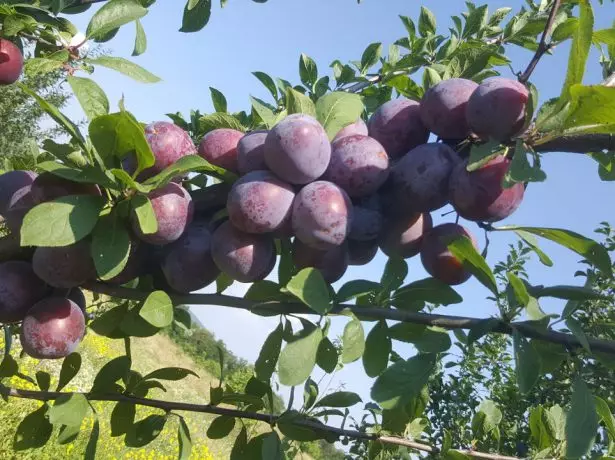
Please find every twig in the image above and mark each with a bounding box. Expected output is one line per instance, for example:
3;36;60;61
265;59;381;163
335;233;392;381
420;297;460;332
83;282;615;355
518;0;562;84
0;383;519;459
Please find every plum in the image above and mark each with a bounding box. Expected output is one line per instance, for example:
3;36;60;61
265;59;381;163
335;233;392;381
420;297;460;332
391;143;460;212
4;185;35;234
442;139;472;159
21;297;85;359
0;39;23;85
292;181;353;250
349;195;382;242
53;287;87;312
324;135;389;198
227;170;295;234
106;238;146;285
237;131;268;175
379;213;433;259
211;221;275;282
136;121;196;179
420;78;478;139
292;239;349;283
198;128;244;173
264;114;331;184
348;239;379;266
161;220;220;293
368;99;429;159
449;155;525;223
420;223;478;285
466;77;529;141
32;240;96;288
0;261;49;323
31;173;101;204
333;119;368;142
132;182;193;245
0;170;37;215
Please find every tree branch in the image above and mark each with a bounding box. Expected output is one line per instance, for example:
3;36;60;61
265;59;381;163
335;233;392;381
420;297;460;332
84;282;615;355
518;0;562;84
0;383;518;459
533;134;615;153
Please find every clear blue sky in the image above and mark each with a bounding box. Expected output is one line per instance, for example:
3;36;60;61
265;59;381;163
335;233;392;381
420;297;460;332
64;0;615;414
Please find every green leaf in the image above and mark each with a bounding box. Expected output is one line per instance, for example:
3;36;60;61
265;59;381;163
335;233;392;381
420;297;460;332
216;272;233;294
563;85;615;134
180;0;211;32
89;304;128;338
251;96;276;129
91;212;131;281
337;280;379;303
299;53;318;86
277;411;327;442
315;391;362;408
363;321;391;378
371;354;437;410
261;432;283;460
286;268;331;315
316;337;338;373
341;317;365;364
210;87;227;113
252;71;278;101
110;402;135;437
566;317;591;353
177;417;192;460
57;423;81;445
497;226;612;277
125;415;166;447
303;378;319;410
199;112;246;133
86;0;147;39
566;378;599;458
418;6;436;36
286;88;316;117
56;353;81;392
394;278;463;306
68;76;109;121
132;18;147;56
87;56;160;83
131;195;158;235
513;330;541;393
143;155;232;188
255;323;283;381
278;326;323;386
530;284;605;301
504;141;546;186
36;371;50;392
21;195;105;247
477;400;502;432
467;141;505;172
380;257;408;294
36;161;117;190
388;323;426;343
92;356;131;391
246;281;283;302
535;97;569;133
315;92;364;141
48;394;88;427
24;57;66;76
414;327;452;353
446;235;498;295
360;42;382;73
507;272;530;306
139;291;173;328
467;318;501;344
13;405;53;450
207;416;235;439
515;230;553;266
560;0;594;101
594;396;615;439
142;367;198;381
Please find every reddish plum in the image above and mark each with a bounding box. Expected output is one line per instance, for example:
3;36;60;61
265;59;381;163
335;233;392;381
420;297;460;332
333;119;368;142
379;213;433;259
138;121;196;179
237;130;268;175
0;39;23;85
292;239;349;283
0;261;49;323
32;240;96;288
198;129;244;173
0;170;37;215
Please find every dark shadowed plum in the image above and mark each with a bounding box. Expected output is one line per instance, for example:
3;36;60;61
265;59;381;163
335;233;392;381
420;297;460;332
139;121;196;179
292;239;349;283
0;170;36;215
292;181;353;250
31;173;101;204
420;223;478;285
264;114;331;184
53;287;87;312
442;139;472;159
420;78;478;139
379;213;433;259
198;128;244;173
368;99;429;159
0;39;24;85
4;185;35;234
227;170;295;234
0;261;49;323
132;182;193;245
161;220;220;293
21;297;85;359
348;239;379;266
237;130;268;175
211;221;275;282
450;155;525;223
391;143;460;212
333;119;368;142
32;240;96;288
349;195;383;241
324;135;389;198
466;77;529;141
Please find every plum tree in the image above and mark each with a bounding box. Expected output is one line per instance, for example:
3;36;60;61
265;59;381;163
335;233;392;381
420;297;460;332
379;213;433;259
0;39;23;85
264;114;331;184
449;155;525;222
0;261;49;323
292;181;353;250
237;130;268;175
420;223;478;285
347;239;378;266
131;182;194;245
420;78;478;139
32;240;96;288
0;170;37;215
333;119;368;142
367;99;429;159
161;220;220;293
227;170;295;234
31;173;101;204
349;195;382;241
198;128;244;173
390;143;460;212
142;121;196;178
292;239;349;283
20;297;85;359
211;220;275;282
466;77;529;141
323;135;389;198
4;185;35;234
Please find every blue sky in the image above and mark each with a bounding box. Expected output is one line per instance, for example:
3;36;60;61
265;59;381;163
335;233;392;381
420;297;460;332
63;0;615;414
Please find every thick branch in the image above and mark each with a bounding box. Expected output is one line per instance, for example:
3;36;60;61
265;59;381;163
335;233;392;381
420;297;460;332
0;384;518;459
84;282;615;355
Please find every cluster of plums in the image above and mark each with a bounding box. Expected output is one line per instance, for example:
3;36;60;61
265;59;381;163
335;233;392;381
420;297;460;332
0;75;528;360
